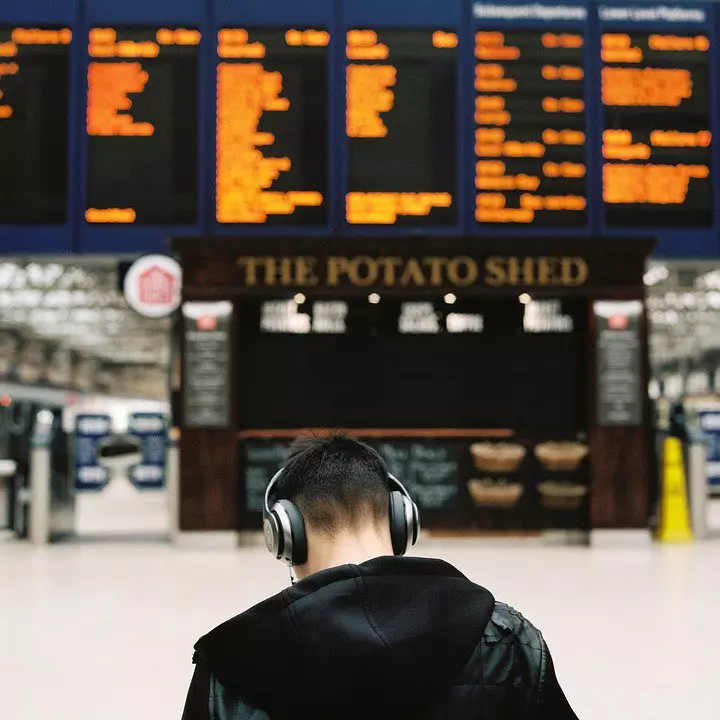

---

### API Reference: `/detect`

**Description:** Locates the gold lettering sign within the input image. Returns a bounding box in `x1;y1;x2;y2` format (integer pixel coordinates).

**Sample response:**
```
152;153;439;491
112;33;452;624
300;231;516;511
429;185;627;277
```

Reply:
484;256;588;287
236;255;589;289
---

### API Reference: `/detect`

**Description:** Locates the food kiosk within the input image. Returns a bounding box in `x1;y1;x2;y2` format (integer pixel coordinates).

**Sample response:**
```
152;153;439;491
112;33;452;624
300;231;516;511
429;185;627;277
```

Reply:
172;236;654;542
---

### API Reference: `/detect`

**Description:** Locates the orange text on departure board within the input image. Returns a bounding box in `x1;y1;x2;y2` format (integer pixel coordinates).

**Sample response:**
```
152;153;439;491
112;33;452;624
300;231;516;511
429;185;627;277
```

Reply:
0;90;11;118
87;62;154;136
602;67;692;106
475;32;520;60
0;31;71;119
218;28;267;58
0;61;19;116
648;34;709;52
11;28;72;45
601;33;643;63
89;28;158;58
346;30;389;60
346;64;396;138
542;33;583;49
347;192;452;224
604;163;709;204
216;53;324;223
285;29;330;47
85;208;136;223
89;27;199;58
345;29;398;138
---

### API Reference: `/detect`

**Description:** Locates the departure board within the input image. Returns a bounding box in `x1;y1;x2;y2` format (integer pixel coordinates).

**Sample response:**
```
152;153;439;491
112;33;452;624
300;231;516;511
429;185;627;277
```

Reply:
86;27;200;225
475;30;587;226
346;29;457;226
601;31;713;226
216;28;329;225
0;27;71;224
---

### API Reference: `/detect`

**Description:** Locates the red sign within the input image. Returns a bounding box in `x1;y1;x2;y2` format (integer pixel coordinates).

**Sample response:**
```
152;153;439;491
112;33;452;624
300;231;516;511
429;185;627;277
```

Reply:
124;254;182;318
138;265;176;306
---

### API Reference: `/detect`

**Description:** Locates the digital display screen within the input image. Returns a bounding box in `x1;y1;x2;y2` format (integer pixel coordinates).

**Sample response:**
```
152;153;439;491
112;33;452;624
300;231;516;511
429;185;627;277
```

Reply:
86;27;200;225
346;29;457;225
601;31;713;226
475;30;587;226
0;27;71;224
215;28;329;225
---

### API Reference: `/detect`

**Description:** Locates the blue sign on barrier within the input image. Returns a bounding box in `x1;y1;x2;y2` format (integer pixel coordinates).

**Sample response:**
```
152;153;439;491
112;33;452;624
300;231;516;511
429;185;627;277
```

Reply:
128;413;167;490
75;414;111;491
699;411;720;487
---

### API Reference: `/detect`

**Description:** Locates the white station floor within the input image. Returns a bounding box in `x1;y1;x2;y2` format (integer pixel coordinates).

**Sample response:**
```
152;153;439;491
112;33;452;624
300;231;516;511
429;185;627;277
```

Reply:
3;536;720;720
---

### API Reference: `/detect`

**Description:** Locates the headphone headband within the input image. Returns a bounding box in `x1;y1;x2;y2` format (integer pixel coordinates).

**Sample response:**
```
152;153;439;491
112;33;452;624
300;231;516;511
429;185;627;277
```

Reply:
263;465;420;566
263;468;412;517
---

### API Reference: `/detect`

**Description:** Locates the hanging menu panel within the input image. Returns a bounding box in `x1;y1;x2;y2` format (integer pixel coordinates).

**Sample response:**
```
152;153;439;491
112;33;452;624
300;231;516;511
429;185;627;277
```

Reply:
183;302;233;428
595;300;643;426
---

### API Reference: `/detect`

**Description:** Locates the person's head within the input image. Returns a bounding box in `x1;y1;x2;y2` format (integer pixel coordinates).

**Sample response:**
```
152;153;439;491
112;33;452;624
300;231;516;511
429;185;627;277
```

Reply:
271;433;403;579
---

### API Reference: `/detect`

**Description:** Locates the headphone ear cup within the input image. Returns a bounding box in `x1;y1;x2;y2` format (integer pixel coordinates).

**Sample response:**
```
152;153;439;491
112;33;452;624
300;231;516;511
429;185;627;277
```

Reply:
411;500;420;545
389;491;408;556
263;511;283;559
276;499;308;566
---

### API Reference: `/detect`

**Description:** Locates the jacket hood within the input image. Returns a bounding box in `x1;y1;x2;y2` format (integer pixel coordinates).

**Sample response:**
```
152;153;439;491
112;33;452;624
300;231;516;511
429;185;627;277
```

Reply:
194;556;495;718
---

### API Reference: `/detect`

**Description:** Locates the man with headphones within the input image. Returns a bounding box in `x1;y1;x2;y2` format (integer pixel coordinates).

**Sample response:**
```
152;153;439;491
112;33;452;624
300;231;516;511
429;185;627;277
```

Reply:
182;434;577;720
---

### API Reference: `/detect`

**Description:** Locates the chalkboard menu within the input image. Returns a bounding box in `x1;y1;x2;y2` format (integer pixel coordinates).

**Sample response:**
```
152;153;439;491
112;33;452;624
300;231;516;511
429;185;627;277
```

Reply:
595;300;642;426
239;434;589;531
370;441;460;513
183;301;232;428
243;441;289;513
240;437;463;524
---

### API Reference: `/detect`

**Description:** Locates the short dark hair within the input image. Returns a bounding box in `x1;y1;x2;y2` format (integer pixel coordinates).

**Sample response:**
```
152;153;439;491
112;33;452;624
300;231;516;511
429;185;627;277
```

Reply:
276;432;390;536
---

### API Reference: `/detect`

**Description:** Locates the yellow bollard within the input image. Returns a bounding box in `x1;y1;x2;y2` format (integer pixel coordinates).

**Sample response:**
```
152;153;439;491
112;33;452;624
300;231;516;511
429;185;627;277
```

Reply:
657;436;694;543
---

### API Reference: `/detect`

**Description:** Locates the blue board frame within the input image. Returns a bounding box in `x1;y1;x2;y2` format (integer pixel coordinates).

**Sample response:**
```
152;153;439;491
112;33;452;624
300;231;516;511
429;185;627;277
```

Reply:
0;0;719;257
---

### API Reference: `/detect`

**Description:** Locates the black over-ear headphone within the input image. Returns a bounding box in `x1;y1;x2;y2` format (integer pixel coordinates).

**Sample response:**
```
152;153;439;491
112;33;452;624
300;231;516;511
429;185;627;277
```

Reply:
263;468;420;566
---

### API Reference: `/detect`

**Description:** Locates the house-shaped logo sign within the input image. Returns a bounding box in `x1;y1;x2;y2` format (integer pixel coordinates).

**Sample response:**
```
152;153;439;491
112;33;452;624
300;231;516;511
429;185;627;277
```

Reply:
138;265;176;306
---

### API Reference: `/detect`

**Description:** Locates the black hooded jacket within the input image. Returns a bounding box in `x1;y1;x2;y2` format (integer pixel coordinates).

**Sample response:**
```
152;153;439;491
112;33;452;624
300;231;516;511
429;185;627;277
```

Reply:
182;557;578;719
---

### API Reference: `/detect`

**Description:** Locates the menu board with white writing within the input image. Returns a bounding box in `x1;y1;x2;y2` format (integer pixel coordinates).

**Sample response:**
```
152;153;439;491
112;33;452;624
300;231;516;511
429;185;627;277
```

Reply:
371;440;461;513
242;441;289;514
595;300;643;425
183;302;232;428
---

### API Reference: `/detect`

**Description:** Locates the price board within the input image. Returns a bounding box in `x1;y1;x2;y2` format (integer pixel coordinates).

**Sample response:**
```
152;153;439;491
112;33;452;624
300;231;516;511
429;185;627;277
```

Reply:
345;29;458;226
0;27;71;223
86;27;200;225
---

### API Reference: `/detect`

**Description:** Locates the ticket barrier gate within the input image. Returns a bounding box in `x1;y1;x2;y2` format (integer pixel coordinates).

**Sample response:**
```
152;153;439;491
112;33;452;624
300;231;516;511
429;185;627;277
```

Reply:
20;408;74;544
0;400;32;538
19;417;179;544
0;458;17;536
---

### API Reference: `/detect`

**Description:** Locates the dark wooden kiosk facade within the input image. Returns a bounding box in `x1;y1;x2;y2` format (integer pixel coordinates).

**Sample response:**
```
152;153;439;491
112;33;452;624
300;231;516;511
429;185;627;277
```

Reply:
172;236;655;541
